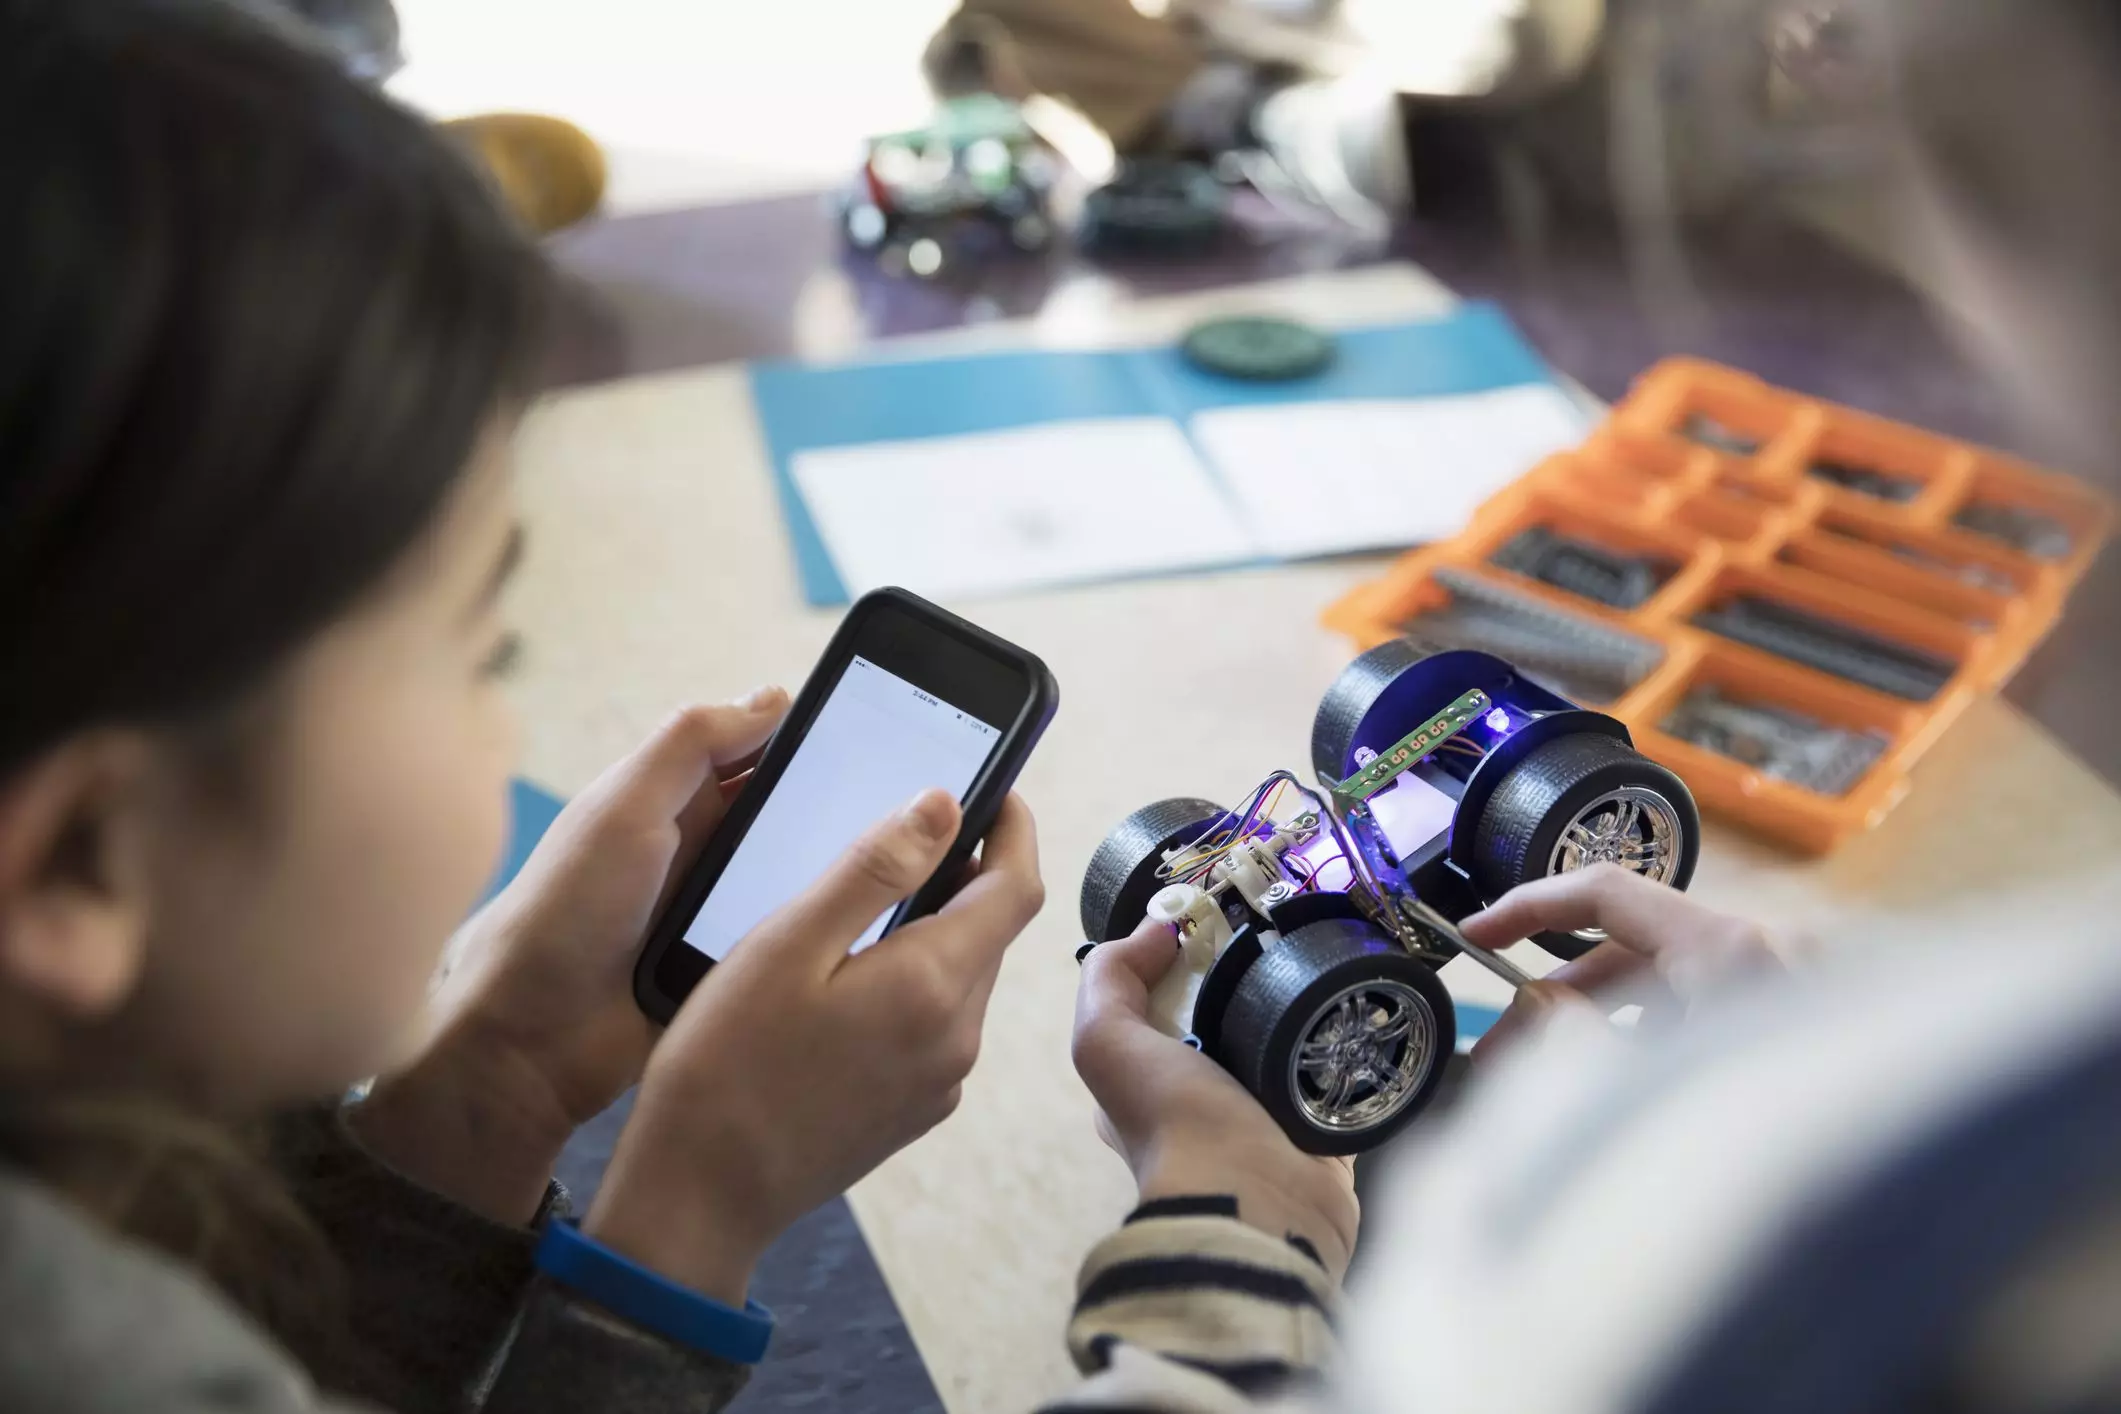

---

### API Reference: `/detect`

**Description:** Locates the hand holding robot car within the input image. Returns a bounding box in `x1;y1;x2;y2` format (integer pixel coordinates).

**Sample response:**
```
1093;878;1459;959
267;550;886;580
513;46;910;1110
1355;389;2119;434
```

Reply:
1078;642;1703;1156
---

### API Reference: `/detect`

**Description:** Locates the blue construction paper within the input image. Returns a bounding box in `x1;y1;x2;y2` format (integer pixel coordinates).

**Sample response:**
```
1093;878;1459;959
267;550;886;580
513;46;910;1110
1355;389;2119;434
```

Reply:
1457;1003;1502;1047
750;303;1565;607
481;777;566;905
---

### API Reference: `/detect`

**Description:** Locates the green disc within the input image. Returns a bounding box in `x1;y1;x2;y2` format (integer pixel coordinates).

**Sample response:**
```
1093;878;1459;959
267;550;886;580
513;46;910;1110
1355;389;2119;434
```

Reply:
1181;316;1335;382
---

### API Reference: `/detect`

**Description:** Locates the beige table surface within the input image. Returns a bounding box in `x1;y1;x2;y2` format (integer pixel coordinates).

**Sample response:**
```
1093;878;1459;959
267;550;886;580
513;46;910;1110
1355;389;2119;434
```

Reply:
508;265;2121;1413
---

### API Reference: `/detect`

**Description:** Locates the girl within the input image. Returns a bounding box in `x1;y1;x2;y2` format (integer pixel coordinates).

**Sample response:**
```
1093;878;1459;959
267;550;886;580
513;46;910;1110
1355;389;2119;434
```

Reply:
0;1;1041;1409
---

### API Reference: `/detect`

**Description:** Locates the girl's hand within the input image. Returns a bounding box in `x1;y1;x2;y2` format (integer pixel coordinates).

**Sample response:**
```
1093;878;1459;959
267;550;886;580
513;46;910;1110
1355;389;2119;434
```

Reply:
353;692;789;1223
583;791;1044;1305
1072;920;1360;1281
1461;863;1788;1062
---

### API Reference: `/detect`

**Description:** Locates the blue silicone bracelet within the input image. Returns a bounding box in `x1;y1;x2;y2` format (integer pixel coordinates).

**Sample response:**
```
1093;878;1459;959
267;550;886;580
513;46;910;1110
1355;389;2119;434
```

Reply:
533;1220;774;1365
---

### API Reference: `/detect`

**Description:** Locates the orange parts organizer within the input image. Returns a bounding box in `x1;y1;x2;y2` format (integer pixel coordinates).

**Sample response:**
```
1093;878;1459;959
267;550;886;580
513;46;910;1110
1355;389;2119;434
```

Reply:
1323;358;2114;855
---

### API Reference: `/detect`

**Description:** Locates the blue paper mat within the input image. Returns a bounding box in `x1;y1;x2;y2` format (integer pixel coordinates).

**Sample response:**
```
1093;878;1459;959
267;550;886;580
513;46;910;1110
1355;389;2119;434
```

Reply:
750;303;1563;606
480;778;565;907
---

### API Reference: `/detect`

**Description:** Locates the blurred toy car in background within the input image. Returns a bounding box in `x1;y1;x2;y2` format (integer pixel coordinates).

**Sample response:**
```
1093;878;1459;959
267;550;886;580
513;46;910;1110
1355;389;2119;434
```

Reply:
1079;641;1701;1155
839;93;1059;280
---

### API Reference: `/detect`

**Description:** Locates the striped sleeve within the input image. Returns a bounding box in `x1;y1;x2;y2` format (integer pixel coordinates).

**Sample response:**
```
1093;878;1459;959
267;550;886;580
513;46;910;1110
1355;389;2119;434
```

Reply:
1039;1197;1338;1414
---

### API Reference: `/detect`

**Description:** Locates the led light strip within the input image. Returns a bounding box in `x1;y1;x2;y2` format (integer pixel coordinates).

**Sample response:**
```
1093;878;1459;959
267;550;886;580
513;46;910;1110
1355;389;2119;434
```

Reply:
1331;688;1491;806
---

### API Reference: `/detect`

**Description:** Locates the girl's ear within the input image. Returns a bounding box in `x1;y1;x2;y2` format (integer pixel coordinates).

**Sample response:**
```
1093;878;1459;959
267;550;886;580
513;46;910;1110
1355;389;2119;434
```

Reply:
0;737;156;1019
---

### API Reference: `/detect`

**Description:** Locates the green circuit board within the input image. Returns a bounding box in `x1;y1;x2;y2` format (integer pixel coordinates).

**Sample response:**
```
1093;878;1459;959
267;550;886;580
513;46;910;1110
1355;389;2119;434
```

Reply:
1330;688;1491;806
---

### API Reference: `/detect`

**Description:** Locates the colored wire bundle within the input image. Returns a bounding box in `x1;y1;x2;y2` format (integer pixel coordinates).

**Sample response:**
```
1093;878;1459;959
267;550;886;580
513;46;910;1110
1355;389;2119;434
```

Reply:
1156;772;1306;885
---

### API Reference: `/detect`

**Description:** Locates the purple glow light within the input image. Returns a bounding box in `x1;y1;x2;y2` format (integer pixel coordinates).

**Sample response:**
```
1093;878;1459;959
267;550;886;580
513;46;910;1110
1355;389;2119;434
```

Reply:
1485;708;1512;733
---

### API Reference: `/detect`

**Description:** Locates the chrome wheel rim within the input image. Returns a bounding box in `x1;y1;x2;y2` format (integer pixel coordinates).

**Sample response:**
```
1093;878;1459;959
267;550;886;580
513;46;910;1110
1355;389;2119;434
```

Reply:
1288;979;1436;1133
1547;786;1684;941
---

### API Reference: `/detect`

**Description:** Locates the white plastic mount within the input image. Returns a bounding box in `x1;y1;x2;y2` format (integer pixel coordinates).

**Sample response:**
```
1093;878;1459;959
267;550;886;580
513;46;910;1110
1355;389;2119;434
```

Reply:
1144;882;1231;1039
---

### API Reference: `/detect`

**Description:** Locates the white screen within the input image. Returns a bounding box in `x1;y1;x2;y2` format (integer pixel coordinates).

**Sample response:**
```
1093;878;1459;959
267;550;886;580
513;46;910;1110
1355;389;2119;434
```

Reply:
681;656;1001;962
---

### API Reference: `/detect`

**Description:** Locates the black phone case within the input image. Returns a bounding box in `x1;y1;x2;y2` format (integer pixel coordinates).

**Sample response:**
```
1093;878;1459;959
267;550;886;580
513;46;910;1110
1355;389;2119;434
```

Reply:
632;587;1059;1023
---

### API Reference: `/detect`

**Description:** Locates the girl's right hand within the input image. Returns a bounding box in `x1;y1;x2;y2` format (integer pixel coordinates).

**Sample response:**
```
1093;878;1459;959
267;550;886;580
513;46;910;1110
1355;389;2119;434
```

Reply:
583;790;1044;1304
1460;863;1788;1061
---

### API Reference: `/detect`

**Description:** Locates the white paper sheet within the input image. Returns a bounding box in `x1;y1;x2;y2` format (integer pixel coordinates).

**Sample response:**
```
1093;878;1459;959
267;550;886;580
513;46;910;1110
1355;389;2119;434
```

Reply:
1189;385;1591;560
793;387;1586;599
792;418;1256;602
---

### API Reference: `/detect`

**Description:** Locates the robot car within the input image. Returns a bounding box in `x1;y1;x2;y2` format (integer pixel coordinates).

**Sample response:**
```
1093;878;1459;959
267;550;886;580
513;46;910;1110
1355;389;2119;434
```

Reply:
838;94;1057;280
1078;641;1702;1155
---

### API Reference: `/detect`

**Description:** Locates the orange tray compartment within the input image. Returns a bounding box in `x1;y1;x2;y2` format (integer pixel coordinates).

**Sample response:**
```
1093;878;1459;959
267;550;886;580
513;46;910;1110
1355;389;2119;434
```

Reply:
1323;358;2114;855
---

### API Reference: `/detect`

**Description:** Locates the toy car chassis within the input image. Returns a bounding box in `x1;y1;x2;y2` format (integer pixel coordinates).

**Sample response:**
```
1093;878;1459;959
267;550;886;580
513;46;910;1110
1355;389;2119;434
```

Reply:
838;95;1056;280
1078;643;1702;1155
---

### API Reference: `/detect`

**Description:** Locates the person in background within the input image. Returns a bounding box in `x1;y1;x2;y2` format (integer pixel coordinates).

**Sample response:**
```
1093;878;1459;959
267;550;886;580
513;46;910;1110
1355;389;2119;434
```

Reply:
923;0;1605;219
1052;1;2121;1405
0;2;1041;1409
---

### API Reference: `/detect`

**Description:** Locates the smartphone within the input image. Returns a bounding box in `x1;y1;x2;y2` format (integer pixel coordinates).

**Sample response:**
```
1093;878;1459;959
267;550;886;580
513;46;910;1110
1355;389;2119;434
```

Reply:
633;587;1058;1023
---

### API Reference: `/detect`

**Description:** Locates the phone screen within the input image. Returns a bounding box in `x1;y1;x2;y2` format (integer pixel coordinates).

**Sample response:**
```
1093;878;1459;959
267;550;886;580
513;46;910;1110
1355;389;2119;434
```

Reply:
679;655;1002;962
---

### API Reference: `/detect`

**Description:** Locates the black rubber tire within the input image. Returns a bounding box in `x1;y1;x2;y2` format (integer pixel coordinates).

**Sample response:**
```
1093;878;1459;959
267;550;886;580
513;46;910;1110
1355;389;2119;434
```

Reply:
1078;798;1227;943
1469;733;1700;961
1311;639;1431;783
1219;919;1455;1157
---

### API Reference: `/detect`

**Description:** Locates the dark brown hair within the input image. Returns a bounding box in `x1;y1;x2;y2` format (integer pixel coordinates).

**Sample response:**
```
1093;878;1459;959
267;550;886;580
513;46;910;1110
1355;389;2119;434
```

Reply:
0;0;548;1335
0;0;549;781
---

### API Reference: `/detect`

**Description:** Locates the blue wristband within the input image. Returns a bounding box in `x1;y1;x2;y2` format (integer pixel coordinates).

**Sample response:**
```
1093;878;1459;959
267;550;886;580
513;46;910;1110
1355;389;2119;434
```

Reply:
533;1220;774;1365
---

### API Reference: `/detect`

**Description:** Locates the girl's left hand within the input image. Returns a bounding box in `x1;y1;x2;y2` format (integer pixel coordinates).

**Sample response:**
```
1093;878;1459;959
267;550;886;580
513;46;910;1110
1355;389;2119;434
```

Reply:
1073;919;1361;1280
351;690;788;1223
